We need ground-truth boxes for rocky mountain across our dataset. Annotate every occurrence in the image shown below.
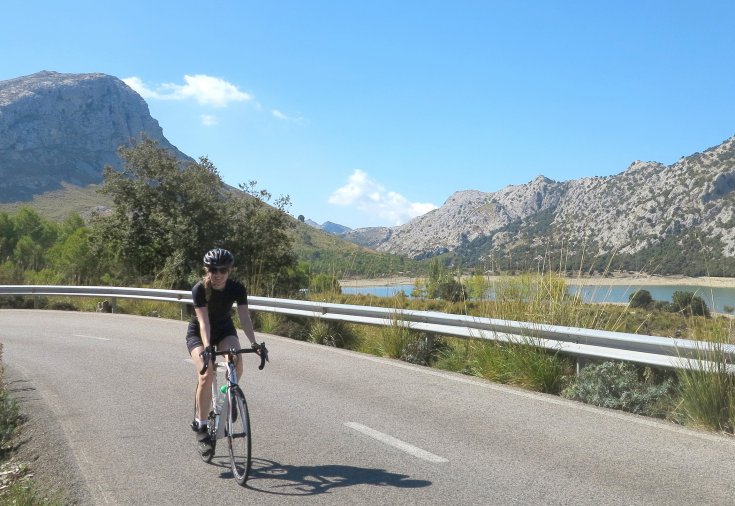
[0,71,192,202]
[304,219,352,235]
[343,135,735,275]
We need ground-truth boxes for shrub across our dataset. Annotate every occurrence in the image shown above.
[562,361,676,417]
[271,316,309,341]
[676,342,735,433]
[309,273,341,294]
[435,279,466,303]
[0,344,22,450]
[671,291,710,317]
[307,319,360,349]
[251,312,282,334]
[652,300,673,312]
[0,391,20,449]
[628,289,653,308]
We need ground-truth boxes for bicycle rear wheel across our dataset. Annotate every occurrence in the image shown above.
[227,387,252,485]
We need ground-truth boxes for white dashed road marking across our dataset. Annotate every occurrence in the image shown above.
[345,422,448,463]
[73,334,111,341]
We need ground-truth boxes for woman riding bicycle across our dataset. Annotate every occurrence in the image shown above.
[187,248,259,456]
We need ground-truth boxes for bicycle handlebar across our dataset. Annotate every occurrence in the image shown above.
[199,342,269,375]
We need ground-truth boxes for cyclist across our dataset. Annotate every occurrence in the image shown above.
[187,248,259,457]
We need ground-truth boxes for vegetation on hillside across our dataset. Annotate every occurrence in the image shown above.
[291,220,424,279]
[0,140,299,294]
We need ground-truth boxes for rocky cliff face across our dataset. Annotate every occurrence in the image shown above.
[0,71,192,201]
[344,135,735,274]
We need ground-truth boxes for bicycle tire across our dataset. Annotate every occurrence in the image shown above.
[227,387,252,485]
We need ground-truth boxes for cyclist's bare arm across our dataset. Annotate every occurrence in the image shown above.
[236,304,258,347]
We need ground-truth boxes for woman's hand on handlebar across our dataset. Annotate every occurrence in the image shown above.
[199,345,215,375]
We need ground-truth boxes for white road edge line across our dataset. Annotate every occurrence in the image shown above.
[345,422,448,464]
[73,334,111,341]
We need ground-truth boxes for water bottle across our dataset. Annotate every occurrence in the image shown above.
[215,385,229,439]
[215,385,227,414]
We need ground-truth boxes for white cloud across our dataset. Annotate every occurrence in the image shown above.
[329,169,437,226]
[123,75,251,107]
[200,114,218,127]
[272,109,303,123]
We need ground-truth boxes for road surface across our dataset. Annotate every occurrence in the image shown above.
[2,309,734,505]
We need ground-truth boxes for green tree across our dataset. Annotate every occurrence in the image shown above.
[629,289,653,308]
[47,228,97,284]
[671,291,710,318]
[0,213,16,262]
[92,138,299,293]
[226,181,297,295]
[13,236,45,271]
[93,138,230,288]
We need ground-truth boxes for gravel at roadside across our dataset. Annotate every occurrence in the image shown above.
[4,364,92,505]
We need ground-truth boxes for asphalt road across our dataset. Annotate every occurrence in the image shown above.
[2,309,735,505]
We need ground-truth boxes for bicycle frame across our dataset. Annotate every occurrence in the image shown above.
[202,345,267,441]
[210,356,240,440]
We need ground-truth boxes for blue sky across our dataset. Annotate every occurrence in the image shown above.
[2,1,734,229]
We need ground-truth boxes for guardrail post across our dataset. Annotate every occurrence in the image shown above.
[576,357,589,375]
[111,297,117,313]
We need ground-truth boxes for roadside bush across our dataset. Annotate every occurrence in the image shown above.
[435,279,466,303]
[307,319,360,349]
[0,345,21,451]
[309,273,341,294]
[251,311,279,334]
[271,316,309,341]
[562,361,676,417]
[652,300,673,312]
[628,289,653,308]
[671,291,710,318]
[363,320,445,366]
[676,342,735,433]
[49,301,78,311]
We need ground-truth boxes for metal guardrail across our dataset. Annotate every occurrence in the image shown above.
[1,284,734,373]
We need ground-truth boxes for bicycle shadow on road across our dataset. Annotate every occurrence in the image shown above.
[211,457,432,496]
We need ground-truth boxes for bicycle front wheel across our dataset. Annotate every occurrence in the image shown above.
[227,387,252,485]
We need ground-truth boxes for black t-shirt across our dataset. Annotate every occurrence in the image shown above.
[190,278,248,327]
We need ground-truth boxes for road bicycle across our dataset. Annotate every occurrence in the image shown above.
[194,343,268,485]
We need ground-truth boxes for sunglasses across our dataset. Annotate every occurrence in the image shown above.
[208,267,229,275]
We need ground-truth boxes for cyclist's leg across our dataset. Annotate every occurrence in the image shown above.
[188,335,214,421]
[217,334,243,380]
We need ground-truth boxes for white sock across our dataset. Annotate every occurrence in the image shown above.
[196,418,207,426]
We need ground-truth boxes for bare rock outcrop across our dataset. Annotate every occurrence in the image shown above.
[0,71,192,201]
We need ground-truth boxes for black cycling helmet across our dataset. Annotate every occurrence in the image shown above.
[203,248,234,268]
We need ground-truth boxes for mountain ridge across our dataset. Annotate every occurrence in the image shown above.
[341,134,735,275]
[0,70,192,202]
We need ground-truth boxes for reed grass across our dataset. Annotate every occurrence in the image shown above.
[676,341,735,433]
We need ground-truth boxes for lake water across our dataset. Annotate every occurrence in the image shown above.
[341,283,735,314]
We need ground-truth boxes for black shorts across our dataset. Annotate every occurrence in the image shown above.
[186,319,238,354]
